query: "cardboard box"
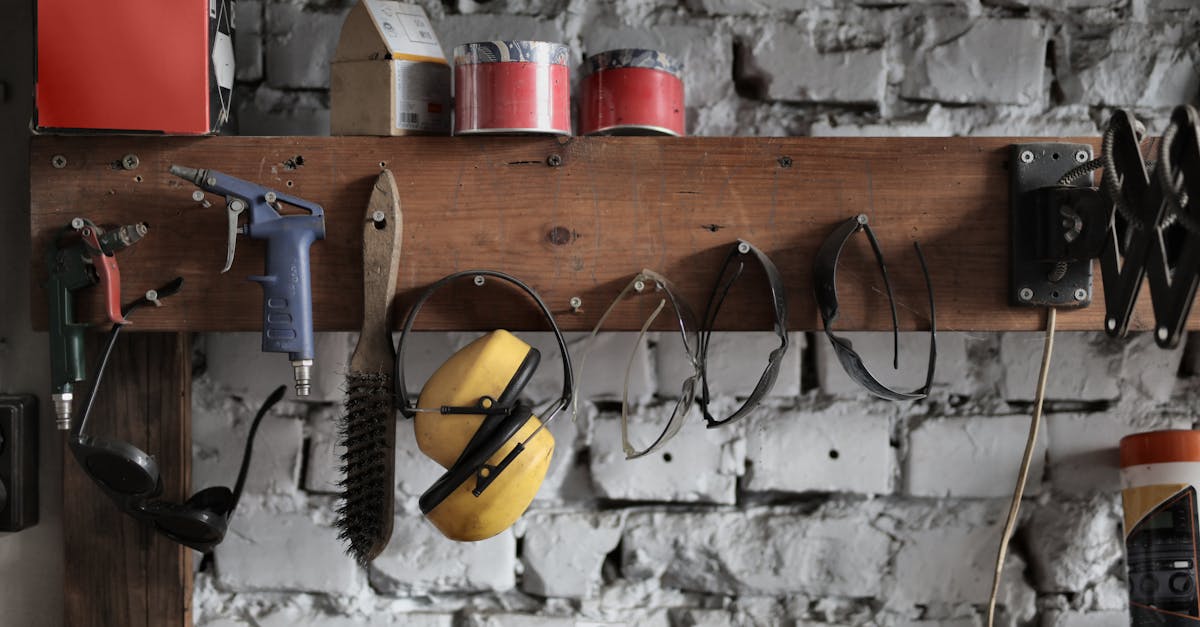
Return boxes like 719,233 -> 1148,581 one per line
35,0 -> 234,134
331,0 -> 450,136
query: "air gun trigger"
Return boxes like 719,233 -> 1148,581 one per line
222,197 -> 247,274
78,225 -> 130,326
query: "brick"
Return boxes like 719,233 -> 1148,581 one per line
531,403 -> 591,504
265,3 -> 349,89
257,608 -> 454,627
435,15 -> 565,59
521,512 -> 622,598
669,598 -> 790,626
1046,412 -> 1189,495
741,24 -> 886,105
215,509 -> 363,594
204,332 -> 353,403
1044,610 -> 1128,627
371,514 -> 515,594
467,614 -> 647,627
815,331 -> 970,398
571,332 -> 655,405
686,0 -> 822,14
1071,24 -> 1200,108
901,19 -> 1046,106
890,515 -> 1031,608
234,1 -> 263,82
745,404 -> 894,495
1122,332 -> 1185,403
393,414 -> 454,514
1026,497 -> 1123,592
905,416 -> 1048,498
193,392 -> 303,495
588,407 -> 744,504
235,86 -> 330,136
622,508 -> 891,597
657,332 -> 802,400
303,405 -> 340,494
1000,332 -> 1122,402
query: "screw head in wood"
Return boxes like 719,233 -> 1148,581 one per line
473,275 -> 486,286
121,154 -> 140,170
569,296 -> 582,311
51,155 -> 67,169
547,154 -> 563,167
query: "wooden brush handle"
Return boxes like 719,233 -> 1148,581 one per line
351,169 -> 402,371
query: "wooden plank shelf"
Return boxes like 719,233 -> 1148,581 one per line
29,135 -> 1175,333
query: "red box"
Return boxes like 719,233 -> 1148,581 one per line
36,0 -> 234,134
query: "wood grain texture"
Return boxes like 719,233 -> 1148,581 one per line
351,169 -> 402,370
62,333 -> 191,627
28,135 -> 1179,332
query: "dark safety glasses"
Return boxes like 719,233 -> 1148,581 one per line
70,279 -> 285,553
574,269 -> 701,459
697,240 -> 790,428
813,214 -> 936,401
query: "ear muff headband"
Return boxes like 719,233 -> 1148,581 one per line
70,278 -> 286,553
395,270 -> 574,509
396,270 -> 574,420
813,214 -> 937,401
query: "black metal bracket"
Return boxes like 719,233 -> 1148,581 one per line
1009,143 -> 1103,308
1147,105 -> 1200,348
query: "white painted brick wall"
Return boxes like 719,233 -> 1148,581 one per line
194,1 -> 1200,624
905,415 -> 1048,498
588,408 -> 743,504
1001,332 -> 1122,402
901,19 -> 1047,106
371,515 -> 516,594
215,508 -> 365,595
745,404 -> 894,495
520,512 -> 622,598
622,508 -> 891,597
814,331 -> 971,398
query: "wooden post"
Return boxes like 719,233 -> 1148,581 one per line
62,332 -> 191,627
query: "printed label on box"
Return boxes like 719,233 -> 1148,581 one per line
364,0 -> 445,61
395,61 -> 450,133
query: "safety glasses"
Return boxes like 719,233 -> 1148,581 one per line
574,269 -> 700,459
697,240 -> 790,428
70,279 -> 285,553
813,214 -> 936,401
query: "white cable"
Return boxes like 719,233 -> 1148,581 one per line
986,307 -> 1057,626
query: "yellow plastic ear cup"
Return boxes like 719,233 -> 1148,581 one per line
424,420 -> 554,541
416,330 -> 532,467
416,329 -> 555,541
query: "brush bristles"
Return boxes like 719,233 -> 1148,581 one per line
336,371 -> 394,564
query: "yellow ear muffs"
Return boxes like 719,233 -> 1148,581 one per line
395,271 -> 575,543
415,331 -> 554,541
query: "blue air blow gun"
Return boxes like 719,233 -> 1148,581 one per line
170,166 -> 326,396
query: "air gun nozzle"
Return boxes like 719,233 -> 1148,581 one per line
169,165 -> 204,185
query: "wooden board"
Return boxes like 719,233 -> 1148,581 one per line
62,333 -> 191,627
28,135 -> 1173,332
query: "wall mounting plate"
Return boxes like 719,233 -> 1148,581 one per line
0,395 -> 38,532
1009,142 -> 1096,308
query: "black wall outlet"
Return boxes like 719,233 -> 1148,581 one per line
0,395 -> 38,531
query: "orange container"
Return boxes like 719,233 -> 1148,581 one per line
1119,430 -> 1200,622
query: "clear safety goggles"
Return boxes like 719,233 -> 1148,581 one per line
574,269 -> 700,459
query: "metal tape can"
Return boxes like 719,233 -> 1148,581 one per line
1119,429 -> 1200,623
453,40 -> 571,135
579,49 -> 685,136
